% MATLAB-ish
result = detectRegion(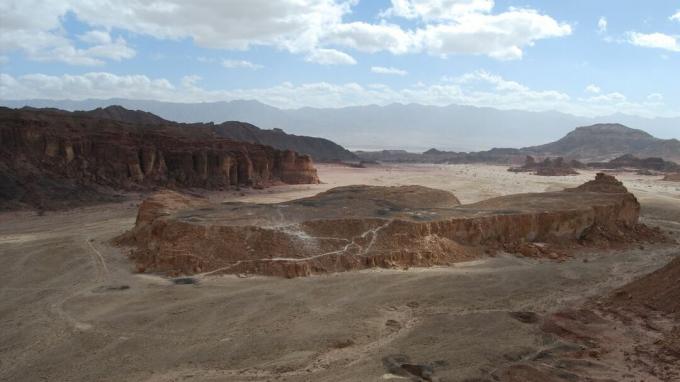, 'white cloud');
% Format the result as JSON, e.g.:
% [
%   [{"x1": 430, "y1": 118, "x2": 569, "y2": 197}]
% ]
[
  {"x1": 305, "y1": 48, "x2": 357, "y2": 65},
  {"x1": 0, "y1": 0, "x2": 570, "y2": 64},
  {"x1": 326, "y1": 22, "x2": 414, "y2": 54},
  {"x1": 59, "y1": 0, "x2": 352, "y2": 53},
  {"x1": 181, "y1": 75, "x2": 202, "y2": 88},
  {"x1": 371, "y1": 66, "x2": 408, "y2": 76},
  {"x1": 78, "y1": 30, "x2": 112, "y2": 45},
  {"x1": 0, "y1": 72, "x2": 174, "y2": 101},
  {"x1": 585, "y1": 84, "x2": 601, "y2": 94},
  {"x1": 647, "y1": 93, "x2": 663, "y2": 102},
  {"x1": 627, "y1": 32, "x2": 680, "y2": 52},
  {"x1": 672, "y1": 11, "x2": 680, "y2": 22},
  {"x1": 327, "y1": 8, "x2": 571, "y2": 60},
  {"x1": 4, "y1": 70, "x2": 671, "y2": 118},
  {"x1": 222, "y1": 59, "x2": 263, "y2": 70},
  {"x1": 598, "y1": 17, "x2": 607, "y2": 33},
  {"x1": 381, "y1": 0, "x2": 494, "y2": 21},
  {"x1": 584, "y1": 92, "x2": 626, "y2": 103},
  {"x1": 0, "y1": 2, "x2": 135, "y2": 66},
  {"x1": 414, "y1": 10, "x2": 571, "y2": 60}
]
